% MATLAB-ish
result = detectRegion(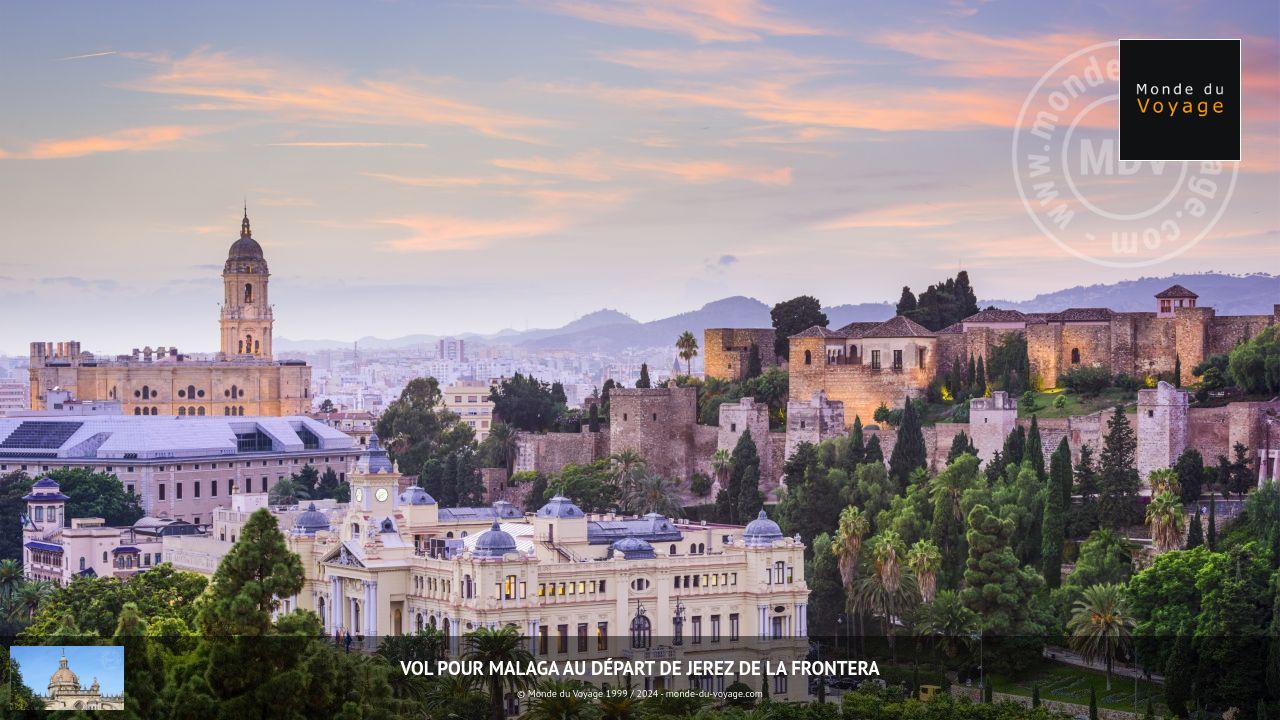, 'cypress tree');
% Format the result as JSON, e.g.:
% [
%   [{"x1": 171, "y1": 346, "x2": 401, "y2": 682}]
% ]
[
  {"x1": 1097, "y1": 406, "x2": 1140, "y2": 530},
  {"x1": 951, "y1": 356, "x2": 964, "y2": 398},
  {"x1": 889, "y1": 398, "x2": 927, "y2": 491},
  {"x1": 1186, "y1": 509, "x2": 1203, "y2": 549},
  {"x1": 746, "y1": 343, "x2": 763, "y2": 379},
  {"x1": 1041, "y1": 437, "x2": 1071, "y2": 588},
  {"x1": 1003, "y1": 425, "x2": 1026, "y2": 471},
  {"x1": 975, "y1": 356, "x2": 987, "y2": 396},
  {"x1": 967, "y1": 354, "x2": 976, "y2": 390},
  {"x1": 636, "y1": 363, "x2": 651, "y2": 389},
  {"x1": 1025, "y1": 415, "x2": 1045, "y2": 480},
  {"x1": 738, "y1": 465, "x2": 763, "y2": 521},
  {"x1": 588, "y1": 403, "x2": 600, "y2": 432},
  {"x1": 847, "y1": 415, "x2": 866, "y2": 469},
  {"x1": 1207, "y1": 495, "x2": 1217, "y2": 549},
  {"x1": 728, "y1": 429, "x2": 760, "y2": 523},
  {"x1": 985, "y1": 450, "x2": 1005, "y2": 485},
  {"x1": 1174, "y1": 356, "x2": 1182, "y2": 388},
  {"x1": 865, "y1": 434, "x2": 884, "y2": 464},
  {"x1": 947, "y1": 431, "x2": 977, "y2": 464}
]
